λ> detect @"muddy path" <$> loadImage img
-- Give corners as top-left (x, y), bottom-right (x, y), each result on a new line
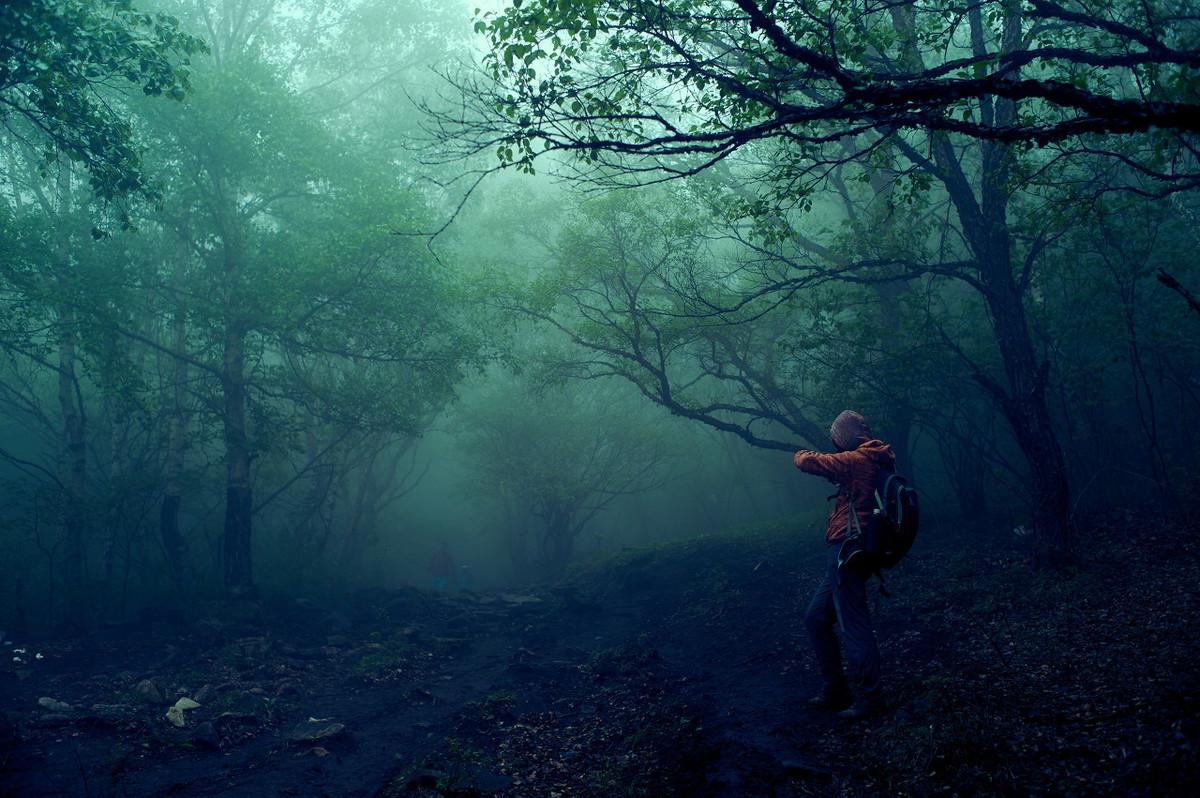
top-left (7, 520), bottom-right (1193, 796)
top-left (0, 533), bottom-right (853, 797)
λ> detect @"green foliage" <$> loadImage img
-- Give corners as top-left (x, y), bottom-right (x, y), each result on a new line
top-left (0, 0), bottom-right (485, 612)
top-left (0, 0), bottom-right (205, 200)
top-left (460, 0), bottom-right (1199, 193)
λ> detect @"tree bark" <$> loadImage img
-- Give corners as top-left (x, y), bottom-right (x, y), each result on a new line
top-left (541, 502), bottom-right (575, 575)
top-left (54, 164), bottom-right (88, 623)
top-left (161, 271), bottom-right (189, 587)
top-left (216, 182), bottom-right (255, 596)
top-left (893, 2), bottom-right (1073, 562)
top-left (221, 320), bottom-right (254, 595)
top-left (57, 308), bottom-right (88, 621)
top-left (976, 267), bottom-right (1072, 560)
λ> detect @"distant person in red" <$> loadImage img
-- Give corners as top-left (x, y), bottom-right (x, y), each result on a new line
top-left (794, 410), bottom-right (895, 720)
top-left (428, 542), bottom-right (456, 592)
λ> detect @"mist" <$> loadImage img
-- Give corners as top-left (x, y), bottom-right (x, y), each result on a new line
top-left (1, 1), bottom-right (1198, 795)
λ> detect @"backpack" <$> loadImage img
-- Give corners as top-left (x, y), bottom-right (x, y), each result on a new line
top-left (866, 472), bottom-right (919, 568)
top-left (839, 468), bottom-right (919, 577)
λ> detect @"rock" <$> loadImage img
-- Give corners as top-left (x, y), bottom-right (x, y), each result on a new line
top-left (407, 687), bottom-right (435, 703)
top-left (37, 697), bottom-right (72, 713)
top-left (406, 769), bottom-right (448, 789)
top-left (193, 684), bottom-right (214, 703)
top-left (274, 680), bottom-right (300, 698)
top-left (215, 711), bottom-right (259, 728)
top-left (288, 718), bottom-right (345, 742)
top-left (38, 713), bottom-right (72, 724)
top-left (189, 721), bottom-right (219, 750)
top-left (134, 679), bottom-right (164, 705)
top-left (236, 636), bottom-right (272, 659)
top-left (73, 711), bottom-right (121, 730)
top-left (165, 697), bottom-right (201, 728)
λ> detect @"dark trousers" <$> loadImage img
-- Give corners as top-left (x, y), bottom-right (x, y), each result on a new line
top-left (804, 542), bottom-right (881, 697)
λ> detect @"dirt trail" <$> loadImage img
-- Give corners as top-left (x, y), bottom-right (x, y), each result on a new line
top-left (1, 533), bottom-right (852, 797)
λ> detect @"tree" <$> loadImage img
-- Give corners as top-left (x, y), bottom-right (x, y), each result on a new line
top-left (112, 0), bottom-right (480, 596)
top-left (433, 0), bottom-right (1200, 562)
top-left (434, 0), bottom-right (1199, 189)
top-left (458, 375), bottom-right (672, 575)
top-left (0, 0), bottom-right (204, 199)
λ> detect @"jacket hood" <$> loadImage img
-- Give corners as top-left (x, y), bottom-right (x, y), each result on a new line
top-left (830, 410), bottom-right (871, 450)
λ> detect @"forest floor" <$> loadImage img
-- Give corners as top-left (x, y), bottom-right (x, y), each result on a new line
top-left (1, 514), bottom-right (1198, 797)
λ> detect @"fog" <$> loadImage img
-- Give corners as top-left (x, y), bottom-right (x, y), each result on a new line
top-left (1, 1), bottom-right (1197, 795)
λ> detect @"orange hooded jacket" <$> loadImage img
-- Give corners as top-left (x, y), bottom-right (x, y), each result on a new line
top-left (794, 439), bottom-right (896, 543)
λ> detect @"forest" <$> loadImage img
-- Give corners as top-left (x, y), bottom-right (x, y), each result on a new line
top-left (0, 0), bottom-right (1197, 795)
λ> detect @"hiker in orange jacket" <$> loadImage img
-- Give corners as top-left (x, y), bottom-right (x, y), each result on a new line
top-left (794, 410), bottom-right (895, 720)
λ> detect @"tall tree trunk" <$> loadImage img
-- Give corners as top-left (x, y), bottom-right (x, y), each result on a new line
top-left (57, 309), bottom-right (88, 621)
top-left (862, 156), bottom-right (915, 472)
top-left (221, 320), bottom-right (253, 595)
top-left (541, 503), bottom-right (576, 575)
top-left (936, 129), bottom-right (1073, 560)
top-left (892, 2), bottom-right (1073, 562)
top-left (973, 2), bottom-right (1071, 561)
top-left (161, 280), bottom-right (189, 587)
top-left (101, 390), bottom-right (123, 619)
top-left (977, 268), bottom-right (1071, 559)
top-left (338, 455), bottom-right (380, 576)
top-left (54, 163), bottom-right (88, 623)
top-left (216, 182), bottom-right (254, 596)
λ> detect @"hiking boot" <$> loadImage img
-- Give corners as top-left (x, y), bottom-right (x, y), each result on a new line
top-left (836, 696), bottom-right (884, 721)
top-left (805, 687), bottom-right (852, 712)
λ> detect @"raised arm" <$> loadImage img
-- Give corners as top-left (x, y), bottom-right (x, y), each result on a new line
top-left (793, 449), bottom-right (854, 484)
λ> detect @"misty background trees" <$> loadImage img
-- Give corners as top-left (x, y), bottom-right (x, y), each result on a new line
top-left (0, 0), bottom-right (1197, 632)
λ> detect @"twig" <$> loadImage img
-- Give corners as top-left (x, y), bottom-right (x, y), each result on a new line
top-left (1156, 269), bottom-right (1200, 316)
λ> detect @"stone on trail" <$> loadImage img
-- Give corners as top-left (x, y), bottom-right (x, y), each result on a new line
top-left (165, 697), bottom-right (201, 728)
top-left (274, 679), bottom-right (300, 698)
top-left (288, 717), bottom-right (346, 742)
top-left (37, 697), bottom-right (72, 713)
top-left (189, 721), bottom-right (219, 750)
top-left (134, 679), bottom-right (164, 704)
top-left (235, 636), bottom-right (272, 659)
